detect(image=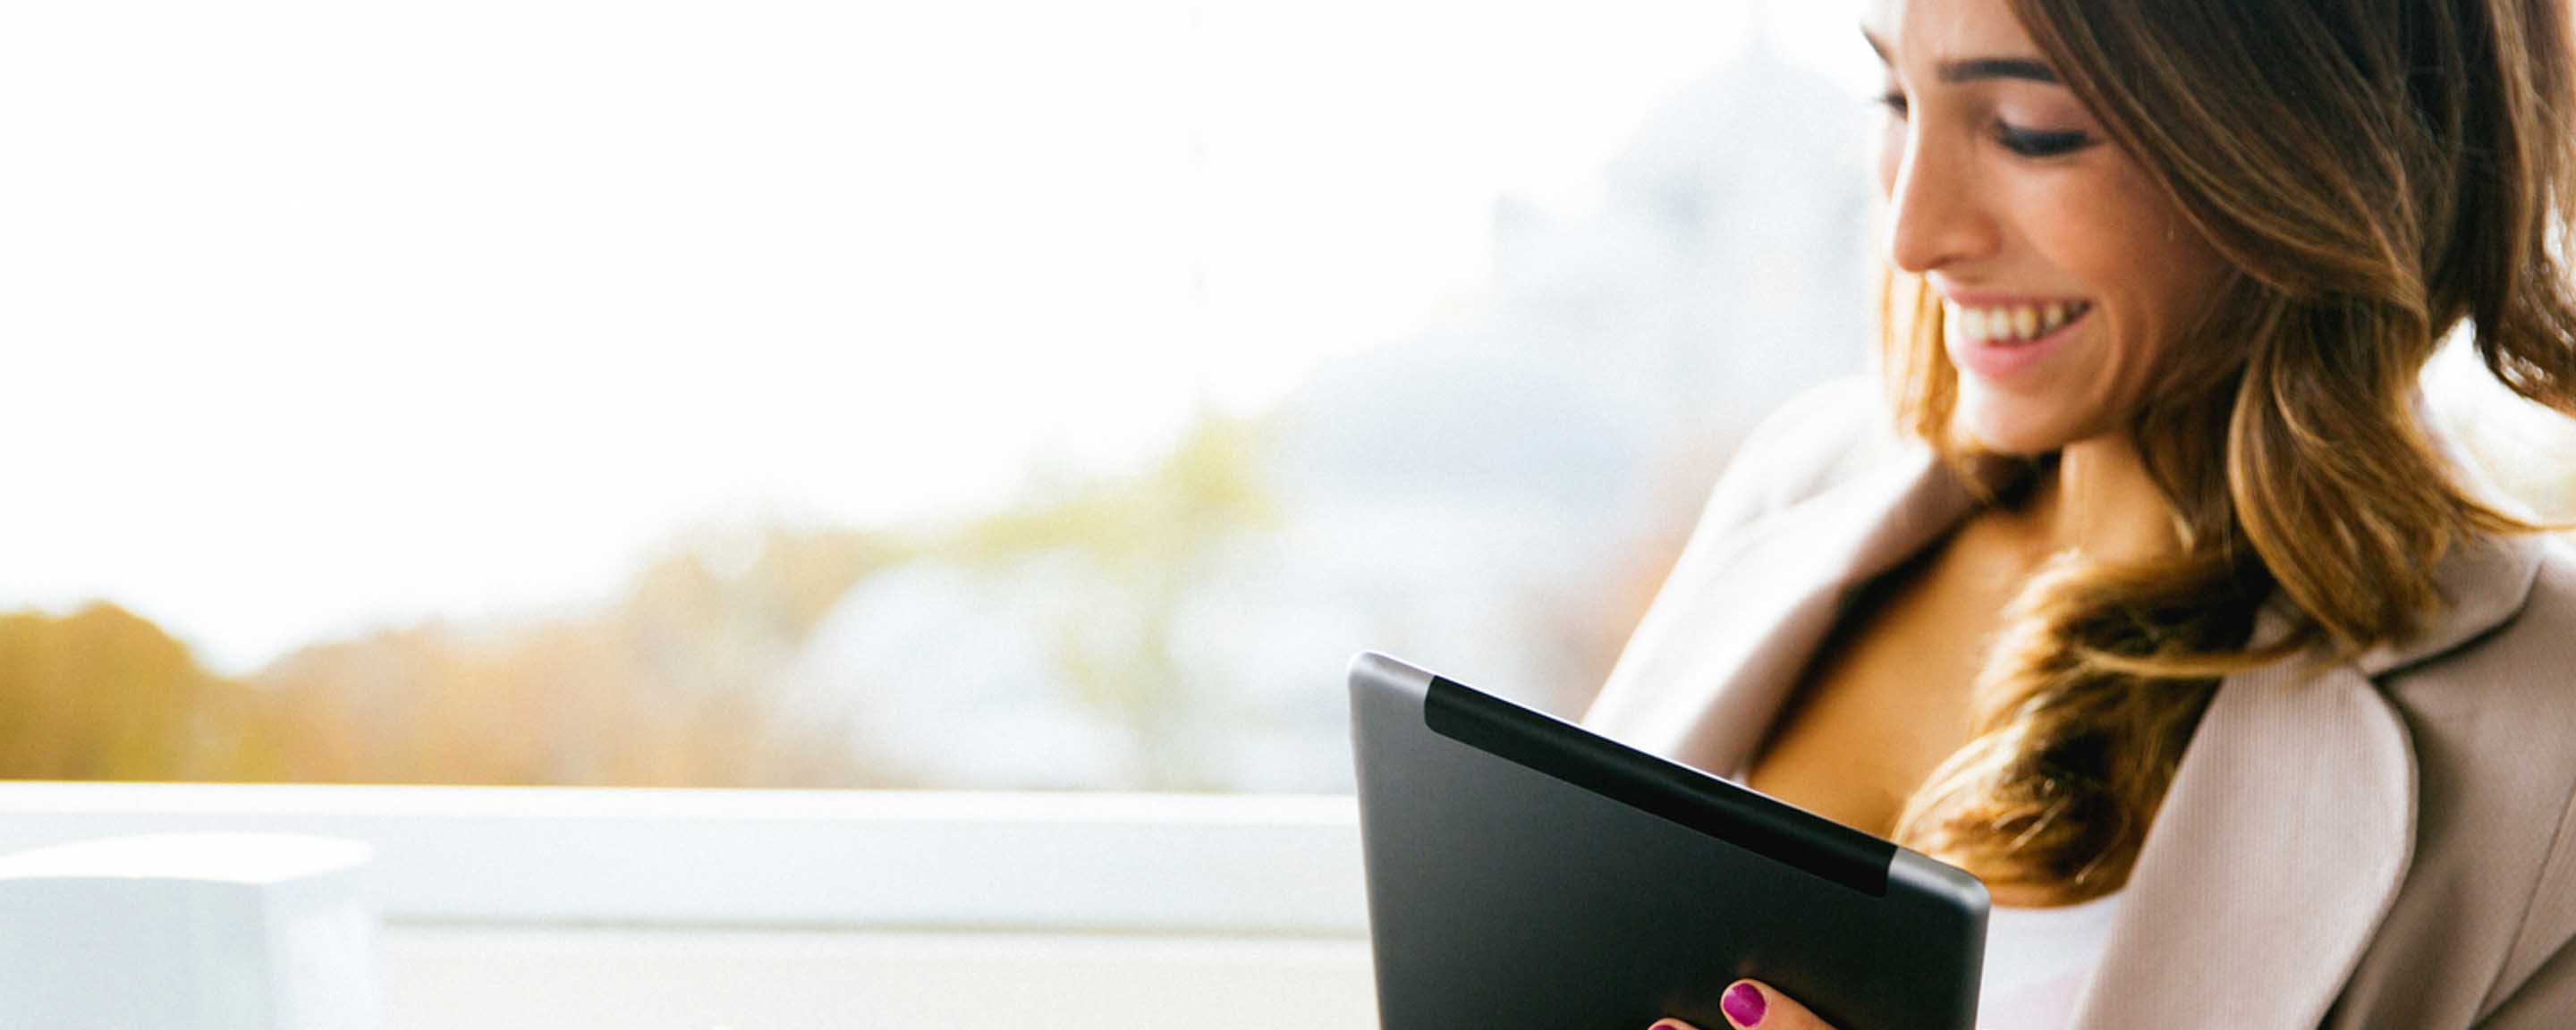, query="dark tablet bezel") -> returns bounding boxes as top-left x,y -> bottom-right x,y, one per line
1350,650 -> 1987,1030
1422,671 -> 1897,898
